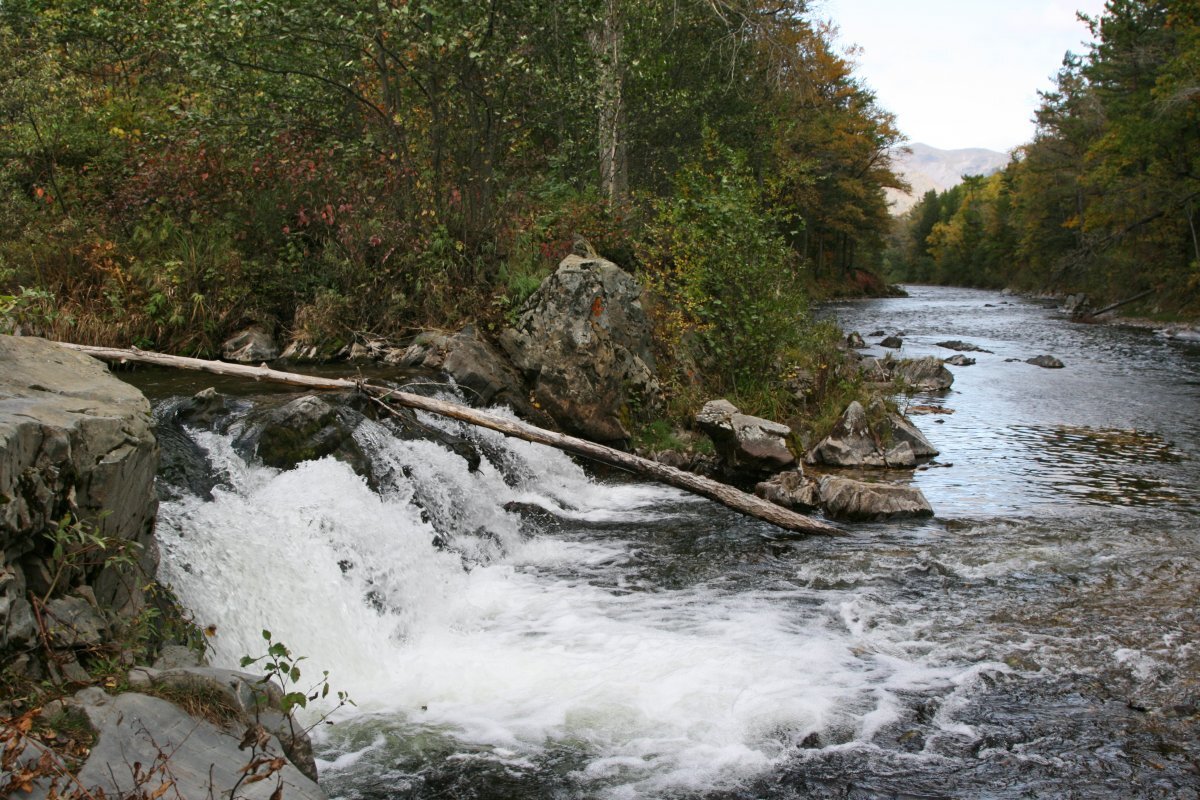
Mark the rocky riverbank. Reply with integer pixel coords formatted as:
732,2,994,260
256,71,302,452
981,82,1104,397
0,334,324,799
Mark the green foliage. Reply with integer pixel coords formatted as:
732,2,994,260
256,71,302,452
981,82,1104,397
240,630,353,720
641,137,810,396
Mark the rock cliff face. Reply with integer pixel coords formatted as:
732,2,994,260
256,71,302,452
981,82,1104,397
0,335,159,675
500,255,661,444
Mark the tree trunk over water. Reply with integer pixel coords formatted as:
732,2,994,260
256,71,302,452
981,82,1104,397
60,343,842,537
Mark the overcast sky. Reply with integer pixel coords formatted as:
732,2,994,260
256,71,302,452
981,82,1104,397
817,0,1108,153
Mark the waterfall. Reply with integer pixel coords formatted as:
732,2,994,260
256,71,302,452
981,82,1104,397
156,399,972,798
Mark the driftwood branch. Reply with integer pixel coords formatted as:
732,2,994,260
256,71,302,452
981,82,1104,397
60,343,842,536
1080,288,1155,320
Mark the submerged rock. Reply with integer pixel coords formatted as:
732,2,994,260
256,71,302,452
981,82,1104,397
1026,354,1065,369
235,394,370,475
944,354,976,367
880,335,904,349
500,254,661,444
696,399,796,479
817,476,933,521
936,340,993,354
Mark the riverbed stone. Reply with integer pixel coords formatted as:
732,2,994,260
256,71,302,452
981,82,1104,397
755,470,819,511
891,356,955,391
944,354,976,366
846,331,867,349
817,476,933,521
1026,354,1065,369
500,255,661,444
393,326,536,416
936,340,993,353
809,401,938,468
879,335,903,349
695,399,796,479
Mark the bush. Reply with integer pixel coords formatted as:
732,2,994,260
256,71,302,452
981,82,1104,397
639,137,809,397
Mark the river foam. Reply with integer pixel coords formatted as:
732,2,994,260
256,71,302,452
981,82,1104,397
156,412,982,798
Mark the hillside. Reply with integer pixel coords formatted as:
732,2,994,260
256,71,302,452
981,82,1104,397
886,143,1009,214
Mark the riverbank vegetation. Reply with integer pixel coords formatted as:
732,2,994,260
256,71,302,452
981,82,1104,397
0,0,903,413
889,1,1200,318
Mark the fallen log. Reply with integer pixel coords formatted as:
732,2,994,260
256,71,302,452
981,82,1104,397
60,343,843,536
1077,288,1154,320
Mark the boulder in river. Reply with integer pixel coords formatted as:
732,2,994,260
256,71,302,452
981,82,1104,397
754,469,819,511
234,393,370,475
846,331,867,349
891,356,955,391
1026,354,1065,369
500,254,661,444
817,475,933,521
936,340,993,354
944,354,976,366
809,400,938,468
879,335,903,349
695,399,796,479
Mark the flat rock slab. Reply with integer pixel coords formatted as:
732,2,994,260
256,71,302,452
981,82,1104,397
72,690,326,800
1026,355,1065,368
818,476,933,521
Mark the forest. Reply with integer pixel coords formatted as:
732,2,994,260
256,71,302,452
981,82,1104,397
0,0,904,380
891,0,1200,317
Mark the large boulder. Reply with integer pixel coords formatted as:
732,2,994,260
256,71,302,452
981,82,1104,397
499,255,661,444
817,476,933,521
695,399,796,479
809,401,938,468
891,356,954,391
0,336,159,663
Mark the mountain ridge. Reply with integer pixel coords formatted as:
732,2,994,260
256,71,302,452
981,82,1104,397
887,143,1010,214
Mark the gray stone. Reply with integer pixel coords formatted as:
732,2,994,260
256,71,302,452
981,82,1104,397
891,356,955,391
755,470,819,511
237,394,368,474
695,400,795,478
390,329,547,423
846,331,867,349
936,340,993,353
809,401,938,468
1026,354,1065,369
944,354,976,366
500,255,662,443
818,476,933,521
148,667,318,782
879,335,903,349
0,335,159,623
44,595,109,648
153,643,205,670
72,691,325,800
222,326,280,363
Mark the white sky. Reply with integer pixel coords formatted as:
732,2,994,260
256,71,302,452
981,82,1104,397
818,0,1109,152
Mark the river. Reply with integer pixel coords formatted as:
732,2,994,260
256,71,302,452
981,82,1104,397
145,285,1200,799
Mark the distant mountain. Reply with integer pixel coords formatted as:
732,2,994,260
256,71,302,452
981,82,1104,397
886,143,1010,215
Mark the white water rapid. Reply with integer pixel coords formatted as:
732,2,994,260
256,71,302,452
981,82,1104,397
156,405,983,799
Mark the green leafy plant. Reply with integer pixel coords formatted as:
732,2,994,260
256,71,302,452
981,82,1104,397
240,630,353,721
